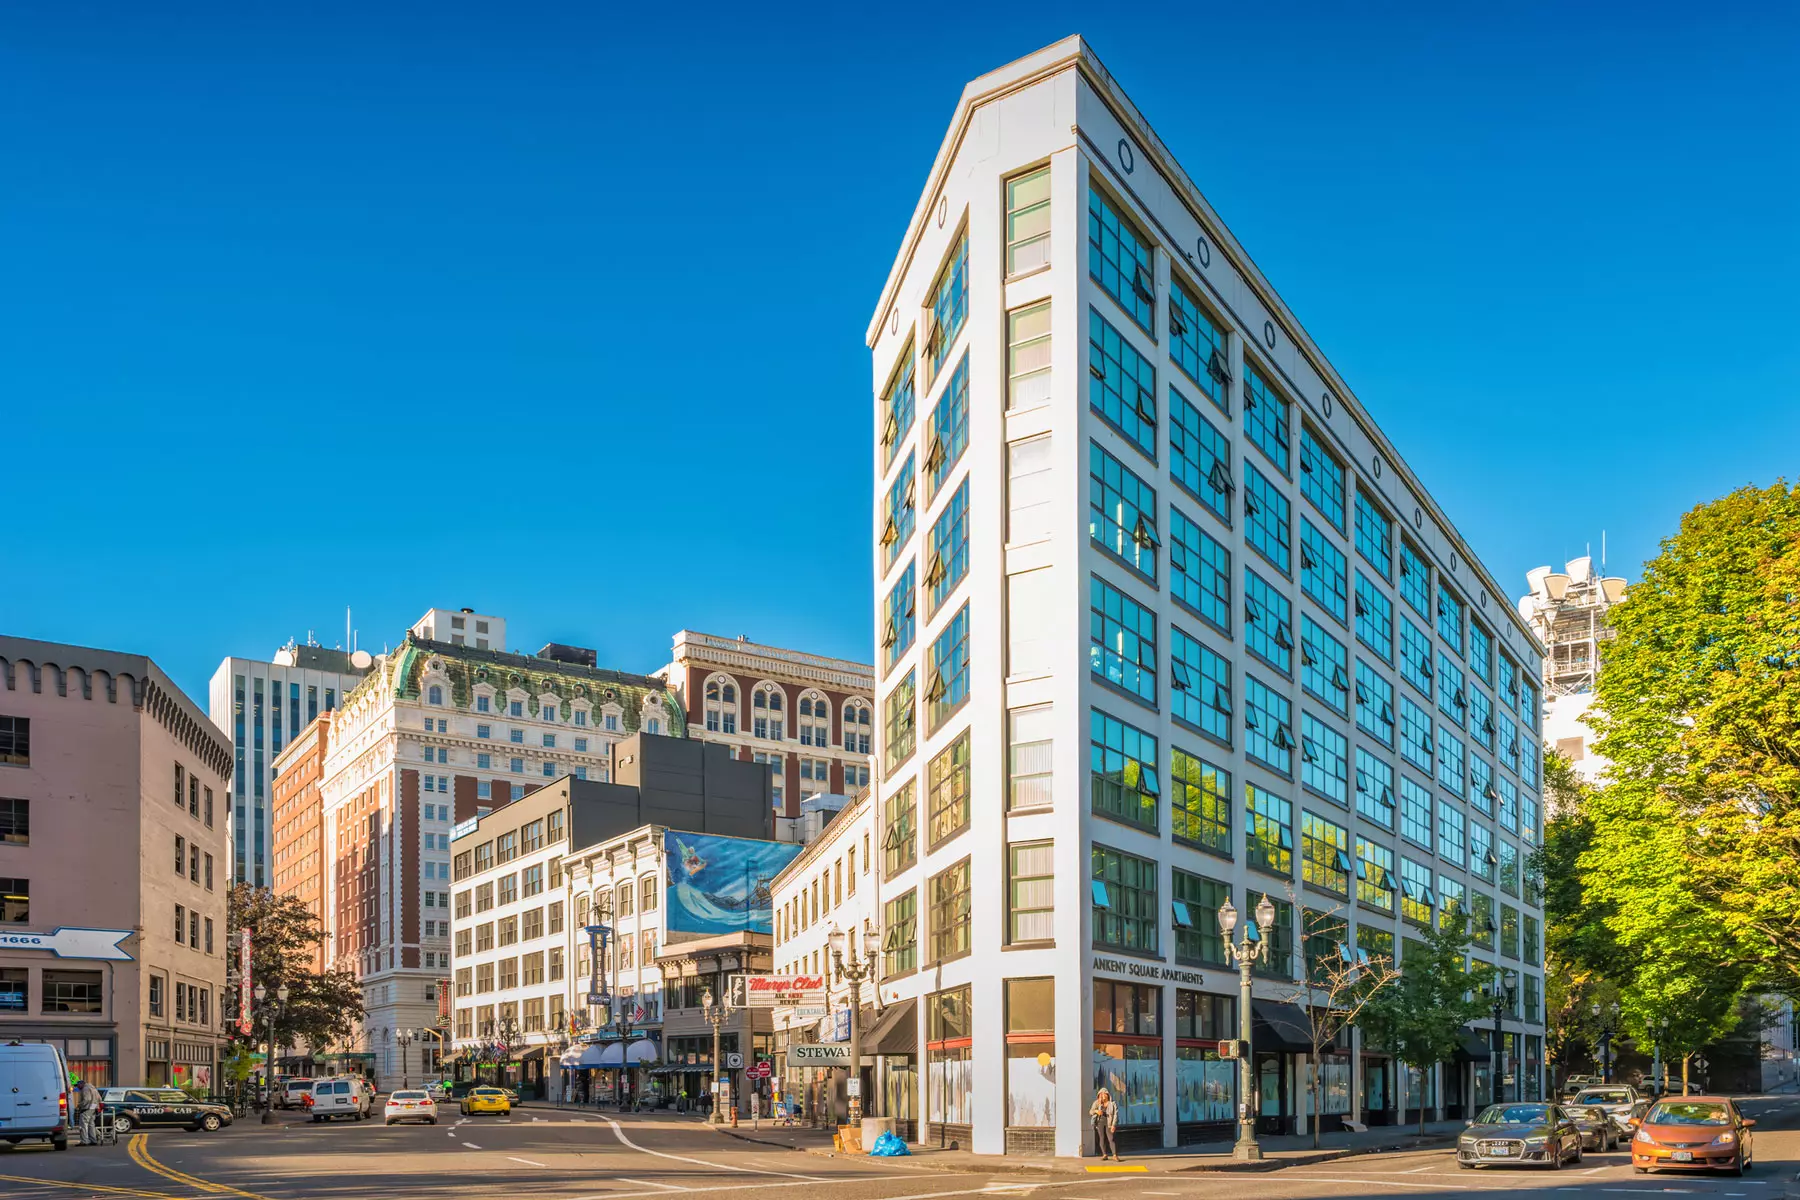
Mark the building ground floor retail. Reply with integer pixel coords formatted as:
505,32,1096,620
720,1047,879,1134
771,971,1543,1157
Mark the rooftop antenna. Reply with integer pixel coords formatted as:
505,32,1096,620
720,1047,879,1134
345,606,352,652
1602,530,1607,571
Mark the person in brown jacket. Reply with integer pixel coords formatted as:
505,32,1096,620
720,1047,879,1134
1090,1087,1120,1160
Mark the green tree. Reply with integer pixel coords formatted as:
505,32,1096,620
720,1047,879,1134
1356,915,1492,1134
224,885,365,1053
1582,481,1800,996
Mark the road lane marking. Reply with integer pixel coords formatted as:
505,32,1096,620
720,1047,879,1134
0,1175,179,1200
603,1117,829,1180
507,1156,548,1167
1404,1163,1437,1172
567,1174,974,1200
462,1141,482,1149
1581,1165,1606,1174
129,1133,274,1200
614,1179,687,1191
1271,1177,1487,1191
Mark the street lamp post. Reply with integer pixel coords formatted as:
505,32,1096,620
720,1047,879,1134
1218,894,1276,1162
828,922,882,1125
701,987,727,1125
395,1028,416,1091
1486,970,1516,1104
254,983,290,1125
1590,1001,1620,1084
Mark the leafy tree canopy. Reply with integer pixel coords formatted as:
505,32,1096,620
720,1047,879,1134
1357,914,1492,1132
225,884,365,1051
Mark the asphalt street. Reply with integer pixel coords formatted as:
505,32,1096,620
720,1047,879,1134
0,1097,1794,1200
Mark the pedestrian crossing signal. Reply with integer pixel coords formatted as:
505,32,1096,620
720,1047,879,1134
1217,1039,1246,1060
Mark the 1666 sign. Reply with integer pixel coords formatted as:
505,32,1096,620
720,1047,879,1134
1091,955,1207,987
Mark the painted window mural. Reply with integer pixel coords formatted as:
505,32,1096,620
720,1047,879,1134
662,831,803,940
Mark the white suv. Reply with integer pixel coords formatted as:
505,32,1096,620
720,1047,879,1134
308,1077,375,1122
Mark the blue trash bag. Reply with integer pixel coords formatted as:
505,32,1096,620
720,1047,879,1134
869,1130,911,1156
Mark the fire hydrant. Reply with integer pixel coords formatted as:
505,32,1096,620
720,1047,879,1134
731,1104,739,1128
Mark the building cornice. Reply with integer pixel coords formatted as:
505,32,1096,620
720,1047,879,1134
669,631,874,695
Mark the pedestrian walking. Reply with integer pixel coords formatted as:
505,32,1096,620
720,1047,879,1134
1090,1086,1120,1161
73,1077,102,1146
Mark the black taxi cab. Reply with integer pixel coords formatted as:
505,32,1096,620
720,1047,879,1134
101,1087,234,1133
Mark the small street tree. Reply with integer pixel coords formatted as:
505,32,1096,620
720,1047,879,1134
1357,912,1492,1135
1283,907,1401,1147
224,885,365,1055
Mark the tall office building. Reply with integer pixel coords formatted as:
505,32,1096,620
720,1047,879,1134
1517,558,1626,789
208,642,374,886
864,39,1549,1157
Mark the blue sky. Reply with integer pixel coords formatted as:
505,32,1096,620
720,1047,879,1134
3,1,1795,703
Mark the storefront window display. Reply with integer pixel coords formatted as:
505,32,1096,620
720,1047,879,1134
1093,980,1161,1127
1005,978,1056,1128
927,985,973,1126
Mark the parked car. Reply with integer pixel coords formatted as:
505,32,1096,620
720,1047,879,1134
277,1078,316,1110
1559,1074,1601,1099
382,1089,438,1126
0,1042,71,1150
459,1086,511,1116
1457,1103,1584,1169
1632,1097,1755,1176
1567,1105,1619,1152
307,1077,375,1122
1573,1085,1641,1133
102,1088,234,1134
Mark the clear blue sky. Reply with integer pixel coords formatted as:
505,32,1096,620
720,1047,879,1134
3,1,1795,704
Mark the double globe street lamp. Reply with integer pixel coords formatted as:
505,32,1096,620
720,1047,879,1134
1217,894,1276,1162
827,922,882,1124
701,987,728,1124
252,983,290,1125
1591,1001,1621,1084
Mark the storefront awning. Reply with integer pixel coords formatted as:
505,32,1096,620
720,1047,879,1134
596,1041,626,1067
865,998,917,1056
565,1043,611,1068
624,1039,659,1065
1454,1029,1497,1062
1252,1000,1313,1053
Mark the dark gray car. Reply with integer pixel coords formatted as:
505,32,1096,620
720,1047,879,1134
1572,1085,1640,1134
1457,1103,1584,1169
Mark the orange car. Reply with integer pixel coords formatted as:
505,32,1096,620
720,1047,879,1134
1631,1096,1755,1176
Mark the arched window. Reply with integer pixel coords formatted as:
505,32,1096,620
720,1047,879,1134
616,882,634,916
752,683,786,741
640,875,658,912
427,685,443,706
704,676,739,734
798,691,831,747
843,699,873,754
576,894,590,926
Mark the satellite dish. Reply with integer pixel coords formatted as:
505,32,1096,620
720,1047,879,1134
350,650,373,669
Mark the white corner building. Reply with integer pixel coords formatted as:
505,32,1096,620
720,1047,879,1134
864,38,1550,1157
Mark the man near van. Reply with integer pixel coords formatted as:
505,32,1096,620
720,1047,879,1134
73,1077,102,1145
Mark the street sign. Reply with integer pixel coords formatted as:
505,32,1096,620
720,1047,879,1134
748,1061,771,1080
787,1044,853,1069
725,1052,744,1069
846,1078,861,1098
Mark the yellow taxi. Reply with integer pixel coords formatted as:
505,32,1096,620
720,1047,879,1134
459,1086,512,1116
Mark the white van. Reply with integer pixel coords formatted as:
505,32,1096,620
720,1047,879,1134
308,1077,374,1122
0,1041,72,1150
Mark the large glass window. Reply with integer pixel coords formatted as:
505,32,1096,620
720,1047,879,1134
1245,784,1293,877
1439,802,1466,868
883,889,918,975
927,479,969,616
1090,575,1158,706
1437,726,1466,796
881,453,916,572
1093,981,1163,1127
1299,427,1345,532
1089,441,1159,581
1356,837,1395,912
1172,871,1229,966
926,229,968,380
1300,617,1349,714
1471,821,1495,883
1399,857,1435,929
1244,461,1291,573
1005,167,1051,274
1355,491,1392,579
1400,619,1434,695
928,858,972,963
883,781,916,876
1470,686,1494,750
1243,675,1293,774
1170,390,1232,522
1007,301,1052,411
1242,364,1291,474
1355,661,1396,746
1170,506,1230,632
1088,184,1155,334
1356,749,1395,829
1244,570,1293,672
1471,753,1495,815
1400,698,1433,772
1354,572,1393,662
1008,705,1054,811
1399,541,1430,616
925,605,970,732
1301,811,1351,896
1006,977,1058,1128
1171,628,1231,744
881,562,916,674
1469,620,1494,685
1438,583,1465,654
927,732,971,847
1089,308,1157,459
1007,842,1054,943
1092,844,1159,953
1400,776,1433,849
925,354,969,500
883,672,916,775
1300,519,1347,623
1438,654,1467,727
1169,279,1227,407
879,344,915,471
1300,713,1348,808
1091,708,1160,831
1170,748,1230,854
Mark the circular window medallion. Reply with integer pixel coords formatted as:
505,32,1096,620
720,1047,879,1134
889,309,898,335
1322,391,1334,418
1263,320,1276,349
1480,591,1489,609
1117,138,1135,174
936,197,947,228
1373,454,1384,479
1195,236,1211,268
1413,506,1424,529
1450,552,1459,574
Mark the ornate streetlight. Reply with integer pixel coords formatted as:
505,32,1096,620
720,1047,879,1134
1486,969,1517,1103
1218,894,1276,1161
828,922,882,1124
1589,1001,1621,1084
701,987,728,1124
395,1028,417,1091
253,983,290,1125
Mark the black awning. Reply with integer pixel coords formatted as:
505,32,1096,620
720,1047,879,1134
1454,1029,1497,1062
1252,1000,1313,1053
866,997,917,1056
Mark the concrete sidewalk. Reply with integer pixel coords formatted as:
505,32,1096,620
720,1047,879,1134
683,1111,1465,1175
